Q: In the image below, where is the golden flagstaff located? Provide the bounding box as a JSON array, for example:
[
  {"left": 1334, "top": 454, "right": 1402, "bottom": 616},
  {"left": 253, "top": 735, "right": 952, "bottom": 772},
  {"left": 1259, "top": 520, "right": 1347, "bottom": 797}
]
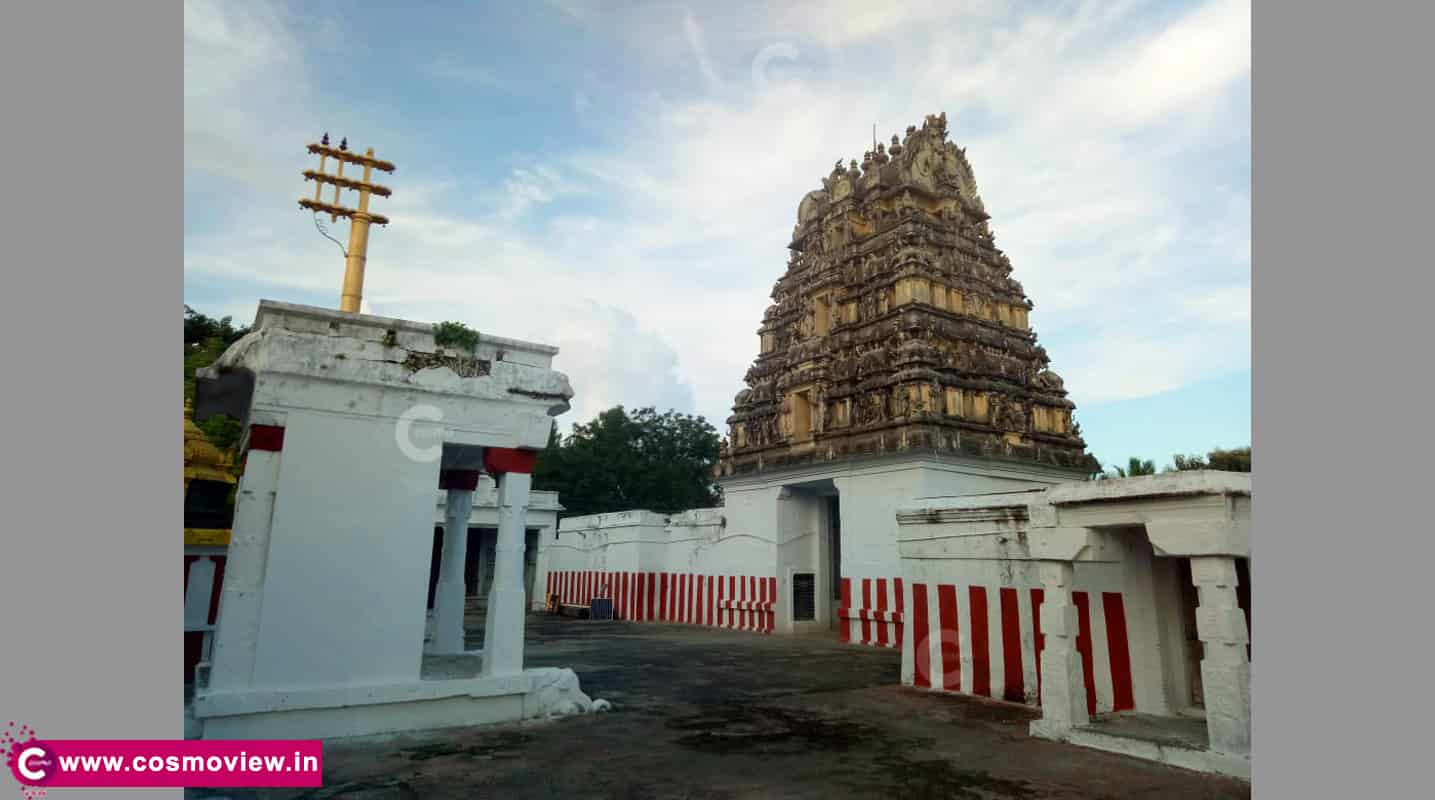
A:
[{"left": 298, "top": 135, "right": 396, "bottom": 313}]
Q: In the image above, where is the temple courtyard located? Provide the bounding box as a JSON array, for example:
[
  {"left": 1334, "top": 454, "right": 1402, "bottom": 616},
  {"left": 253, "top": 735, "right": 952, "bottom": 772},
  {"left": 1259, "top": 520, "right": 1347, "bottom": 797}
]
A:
[{"left": 188, "top": 608, "right": 1248, "bottom": 800}]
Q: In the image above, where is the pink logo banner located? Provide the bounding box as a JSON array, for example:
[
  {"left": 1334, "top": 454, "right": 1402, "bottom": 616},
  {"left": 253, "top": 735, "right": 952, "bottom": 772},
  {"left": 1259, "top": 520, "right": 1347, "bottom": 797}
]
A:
[{"left": 6, "top": 739, "right": 323, "bottom": 790}]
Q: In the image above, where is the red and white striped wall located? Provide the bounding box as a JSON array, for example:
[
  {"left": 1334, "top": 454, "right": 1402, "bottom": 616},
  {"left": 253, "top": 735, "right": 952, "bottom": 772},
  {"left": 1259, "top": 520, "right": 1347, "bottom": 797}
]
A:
[
  {"left": 545, "top": 570, "right": 778, "bottom": 634},
  {"left": 905, "top": 582, "right": 1136, "bottom": 715},
  {"left": 838, "top": 576, "right": 906, "bottom": 649}
]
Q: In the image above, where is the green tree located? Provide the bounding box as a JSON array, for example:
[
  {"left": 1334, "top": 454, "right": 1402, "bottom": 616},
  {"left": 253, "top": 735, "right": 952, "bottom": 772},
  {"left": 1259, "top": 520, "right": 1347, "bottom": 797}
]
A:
[
  {"left": 185, "top": 304, "right": 249, "bottom": 348},
  {"left": 184, "top": 305, "right": 250, "bottom": 455},
  {"left": 1206, "top": 446, "right": 1251, "bottom": 472},
  {"left": 532, "top": 420, "right": 564, "bottom": 492},
  {"left": 1170, "top": 446, "right": 1251, "bottom": 473},
  {"left": 1170, "top": 453, "right": 1207, "bottom": 471},
  {"left": 1105, "top": 456, "right": 1157, "bottom": 479},
  {"left": 536, "top": 406, "right": 722, "bottom": 519}
]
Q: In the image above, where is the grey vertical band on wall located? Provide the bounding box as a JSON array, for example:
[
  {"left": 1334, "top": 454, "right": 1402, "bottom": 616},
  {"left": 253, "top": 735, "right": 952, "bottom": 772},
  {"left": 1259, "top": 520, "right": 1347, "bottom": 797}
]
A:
[
  {"left": 1, "top": 2, "right": 181, "bottom": 798},
  {"left": 1253, "top": 1, "right": 1434, "bottom": 797}
]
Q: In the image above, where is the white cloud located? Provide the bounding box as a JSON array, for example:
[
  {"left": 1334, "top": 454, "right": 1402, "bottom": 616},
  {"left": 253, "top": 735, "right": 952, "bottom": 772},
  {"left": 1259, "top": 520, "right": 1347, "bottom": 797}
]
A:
[
  {"left": 546, "top": 303, "right": 698, "bottom": 427},
  {"left": 185, "top": 0, "right": 1251, "bottom": 434},
  {"left": 683, "top": 9, "right": 722, "bottom": 91},
  {"left": 183, "top": 0, "right": 313, "bottom": 190},
  {"left": 498, "top": 165, "right": 585, "bottom": 221},
  {"left": 424, "top": 55, "right": 510, "bottom": 92}
]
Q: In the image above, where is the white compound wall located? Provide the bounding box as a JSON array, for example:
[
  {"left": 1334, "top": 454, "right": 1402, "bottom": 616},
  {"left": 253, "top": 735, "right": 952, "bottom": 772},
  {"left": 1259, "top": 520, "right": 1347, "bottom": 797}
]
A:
[
  {"left": 533, "top": 453, "right": 1087, "bottom": 643},
  {"left": 539, "top": 509, "right": 780, "bottom": 632}
]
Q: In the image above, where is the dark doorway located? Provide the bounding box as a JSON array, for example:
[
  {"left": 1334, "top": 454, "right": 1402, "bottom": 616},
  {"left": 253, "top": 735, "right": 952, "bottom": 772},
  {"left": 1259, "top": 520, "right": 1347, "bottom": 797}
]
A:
[
  {"left": 427, "top": 527, "right": 443, "bottom": 610},
  {"left": 464, "top": 528, "right": 485, "bottom": 597},
  {"left": 793, "top": 573, "right": 816, "bottom": 621},
  {"left": 428, "top": 527, "right": 488, "bottom": 609},
  {"left": 525, "top": 529, "right": 539, "bottom": 604},
  {"left": 1176, "top": 558, "right": 1204, "bottom": 708},
  {"left": 1236, "top": 557, "right": 1251, "bottom": 661},
  {"left": 828, "top": 495, "right": 842, "bottom": 627}
]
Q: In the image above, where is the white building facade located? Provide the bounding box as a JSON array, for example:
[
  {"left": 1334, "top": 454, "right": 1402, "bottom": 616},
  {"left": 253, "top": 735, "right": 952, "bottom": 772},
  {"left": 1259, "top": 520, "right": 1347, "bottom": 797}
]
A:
[
  {"left": 188, "top": 300, "right": 602, "bottom": 740},
  {"left": 896, "top": 472, "right": 1251, "bottom": 778},
  {"left": 535, "top": 452, "right": 1088, "bottom": 645},
  {"left": 534, "top": 465, "right": 1251, "bottom": 779},
  {"left": 186, "top": 481, "right": 562, "bottom": 686}
]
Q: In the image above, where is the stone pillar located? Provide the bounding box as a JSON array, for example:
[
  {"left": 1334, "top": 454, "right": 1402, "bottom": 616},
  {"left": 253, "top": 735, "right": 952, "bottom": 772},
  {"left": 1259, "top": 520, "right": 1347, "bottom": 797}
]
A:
[
  {"left": 482, "top": 448, "right": 537, "bottom": 677},
  {"left": 1030, "top": 559, "right": 1090, "bottom": 738},
  {"left": 533, "top": 527, "right": 555, "bottom": 611},
  {"left": 1191, "top": 556, "right": 1250, "bottom": 756},
  {"left": 208, "top": 424, "right": 284, "bottom": 691},
  {"left": 430, "top": 471, "right": 479, "bottom": 654},
  {"left": 184, "top": 557, "right": 217, "bottom": 632}
]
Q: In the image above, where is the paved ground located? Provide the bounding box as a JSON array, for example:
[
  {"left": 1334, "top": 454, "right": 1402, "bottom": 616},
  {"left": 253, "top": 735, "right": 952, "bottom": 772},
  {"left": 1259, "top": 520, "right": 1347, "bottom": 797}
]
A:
[{"left": 192, "top": 611, "right": 1249, "bottom": 799}]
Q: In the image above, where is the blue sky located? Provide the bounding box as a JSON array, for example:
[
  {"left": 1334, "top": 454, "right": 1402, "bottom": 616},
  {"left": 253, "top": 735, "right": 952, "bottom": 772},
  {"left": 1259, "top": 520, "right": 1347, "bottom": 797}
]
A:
[{"left": 184, "top": 0, "right": 1250, "bottom": 471}]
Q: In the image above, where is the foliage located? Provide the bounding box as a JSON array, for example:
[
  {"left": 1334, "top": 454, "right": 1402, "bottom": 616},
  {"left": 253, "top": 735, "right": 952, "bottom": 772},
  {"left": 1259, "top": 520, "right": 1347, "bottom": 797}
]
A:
[
  {"left": 184, "top": 305, "right": 251, "bottom": 401},
  {"left": 533, "top": 406, "right": 722, "bottom": 519},
  {"left": 433, "top": 320, "right": 480, "bottom": 352},
  {"left": 1104, "top": 457, "right": 1157, "bottom": 479},
  {"left": 184, "top": 336, "right": 235, "bottom": 403},
  {"left": 184, "top": 305, "right": 249, "bottom": 347},
  {"left": 1206, "top": 447, "right": 1251, "bottom": 472},
  {"left": 1171, "top": 453, "right": 1206, "bottom": 471},
  {"left": 184, "top": 305, "right": 250, "bottom": 461},
  {"left": 532, "top": 420, "right": 564, "bottom": 491},
  {"left": 1170, "top": 446, "right": 1251, "bottom": 473},
  {"left": 197, "top": 415, "right": 244, "bottom": 456},
  {"left": 1096, "top": 446, "right": 1252, "bottom": 479}
]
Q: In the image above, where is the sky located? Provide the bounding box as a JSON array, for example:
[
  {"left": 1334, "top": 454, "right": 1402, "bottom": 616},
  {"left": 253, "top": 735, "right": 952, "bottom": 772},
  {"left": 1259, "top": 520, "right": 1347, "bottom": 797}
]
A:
[{"left": 183, "top": 0, "right": 1250, "bottom": 471}]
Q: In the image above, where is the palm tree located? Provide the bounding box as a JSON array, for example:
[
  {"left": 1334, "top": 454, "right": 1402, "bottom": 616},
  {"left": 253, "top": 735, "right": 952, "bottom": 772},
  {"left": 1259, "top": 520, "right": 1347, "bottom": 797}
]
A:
[{"left": 1105, "top": 457, "right": 1157, "bottom": 479}]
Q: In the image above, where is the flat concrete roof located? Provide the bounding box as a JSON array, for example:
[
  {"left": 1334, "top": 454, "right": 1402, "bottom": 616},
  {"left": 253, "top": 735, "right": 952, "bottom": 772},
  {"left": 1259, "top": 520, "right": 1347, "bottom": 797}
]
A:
[{"left": 1045, "top": 471, "right": 1250, "bottom": 506}]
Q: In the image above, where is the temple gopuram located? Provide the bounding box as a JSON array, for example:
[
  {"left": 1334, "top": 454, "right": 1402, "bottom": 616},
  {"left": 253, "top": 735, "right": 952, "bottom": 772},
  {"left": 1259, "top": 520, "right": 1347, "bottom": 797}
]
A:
[{"left": 719, "top": 112, "right": 1097, "bottom": 478}]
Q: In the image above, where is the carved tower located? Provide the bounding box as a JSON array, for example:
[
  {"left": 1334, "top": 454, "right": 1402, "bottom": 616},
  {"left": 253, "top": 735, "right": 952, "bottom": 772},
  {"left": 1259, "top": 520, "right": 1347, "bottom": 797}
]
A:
[{"left": 718, "top": 113, "right": 1097, "bottom": 478}]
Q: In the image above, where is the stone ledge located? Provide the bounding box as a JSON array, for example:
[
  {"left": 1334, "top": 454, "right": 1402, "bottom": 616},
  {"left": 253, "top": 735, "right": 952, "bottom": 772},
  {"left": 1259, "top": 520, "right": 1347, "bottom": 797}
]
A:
[
  {"left": 897, "top": 488, "right": 1047, "bottom": 519},
  {"left": 559, "top": 510, "right": 673, "bottom": 532},
  {"left": 193, "top": 673, "right": 530, "bottom": 718},
  {"left": 1046, "top": 471, "right": 1250, "bottom": 506},
  {"left": 253, "top": 299, "right": 560, "bottom": 358},
  {"left": 1030, "top": 720, "right": 1249, "bottom": 781},
  {"left": 721, "top": 452, "right": 1088, "bottom": 491}
]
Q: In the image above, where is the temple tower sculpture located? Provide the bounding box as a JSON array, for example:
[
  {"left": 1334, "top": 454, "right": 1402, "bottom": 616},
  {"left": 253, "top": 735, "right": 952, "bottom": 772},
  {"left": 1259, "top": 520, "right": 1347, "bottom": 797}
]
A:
[{"left": 719, "top": 113, "right": 1097, "bottom": 478}]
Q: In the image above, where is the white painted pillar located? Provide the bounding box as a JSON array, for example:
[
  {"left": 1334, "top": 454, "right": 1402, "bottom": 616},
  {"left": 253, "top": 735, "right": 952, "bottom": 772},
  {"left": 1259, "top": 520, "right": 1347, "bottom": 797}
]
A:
[
  {"left": 430, "top": 488, "right": 475, "bottom": 654},
  {"left": 482, "top": 470, "right": 532, "bottom": 676},
  {"left": 208, "top": 443, "right": 282, "bottom": 691},
  {"left": 1030, "top": 559, "right": 1090, "bottom": 738},
  {"left": 531, "top": 527, "right": 552, "bottom": 611},
  {"left": 1191, "top": 556, "right": 1251, "bottom": 756},
  {"left": 184, "top": 557, "right": 217, "bottom": 632},
  {"left": 183, "top": 556, "right": 219, "bottom": 678}
]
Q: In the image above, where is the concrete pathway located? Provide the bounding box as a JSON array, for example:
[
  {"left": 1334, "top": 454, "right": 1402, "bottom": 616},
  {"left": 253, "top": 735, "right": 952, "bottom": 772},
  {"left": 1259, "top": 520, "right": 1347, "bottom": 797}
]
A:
[{"left": 189, "top": 610, "right": 1249, "bottom": 799}]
